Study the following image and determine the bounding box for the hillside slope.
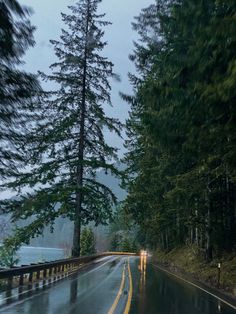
[153,246,236,297]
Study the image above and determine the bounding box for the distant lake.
[17,246,67,265]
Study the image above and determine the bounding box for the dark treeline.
[123,0,236,261]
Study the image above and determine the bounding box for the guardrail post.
[56,266,60,279]
[35,270,40,289]
[7,276,13,290]
[58,265,61,278]
[48,267,52,283]
[19,274,24,286]
[29,272,33,284]
[6,277,13,301]
[53,267,57,281]
[18,275,24,297]
[42,268,47,286]
[7,277,13,289]
[62,264,65,277]
[43,268,47,278]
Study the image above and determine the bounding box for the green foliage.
[124,0,236,260]
[109,203,133,233]
[1,0,121,256]
[109,233,120,251]
[109,233,137,253]
[80,228,96,256]
[108,204,139,252]
[0,245,19,268]
[120,237,133,253]
[0,0,41,179]
[153,246,236,295]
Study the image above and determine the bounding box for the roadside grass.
[153,246,236,297]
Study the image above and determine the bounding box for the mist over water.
[17,246,66,265]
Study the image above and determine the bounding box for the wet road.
[0,255,235,314]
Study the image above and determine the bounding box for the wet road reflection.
[138,252,147,313]
[69,280,78,304]
[139,252,147,291]
[0,255,235,314]
[0,256,130,314]
[130,256,236,314]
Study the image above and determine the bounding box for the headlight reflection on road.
[139,250,147,293]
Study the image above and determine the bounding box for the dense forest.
[0,0,236,264]
[123,0,236,261]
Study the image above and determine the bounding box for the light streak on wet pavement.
[0,255,235,314]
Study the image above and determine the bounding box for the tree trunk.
[205,206,213,261]
[195,210,199,246]
[190,226,193,245]
[72,1,90,257]
[176,211,181,243]
[165,232,169,251]
[205,192,213,262]
[225,175,236,252]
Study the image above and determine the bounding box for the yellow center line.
[108,264,126,314]
[124,258,133,314]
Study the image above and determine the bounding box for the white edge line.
[152,263,236,311]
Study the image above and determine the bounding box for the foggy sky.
[20,0,152,155]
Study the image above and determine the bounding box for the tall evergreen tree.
[0,0,41,179]
[1,0,121,257]
[124,0,236,259]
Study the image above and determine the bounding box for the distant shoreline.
[0,244,64,251]
[20,246,64,251]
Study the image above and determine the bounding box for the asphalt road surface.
[0,255,235,314]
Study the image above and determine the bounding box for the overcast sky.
[20,0,152,155]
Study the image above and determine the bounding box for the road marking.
[124,258,133,314]
[152,263,236,311]
[108,264,126,314]
[81,256,118,277]
[0,256,119,307]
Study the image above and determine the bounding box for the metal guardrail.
[0,252,138,290]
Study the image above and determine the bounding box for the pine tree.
[80,227,96,256]
[120,237,132,253]
[109,233,120,251]
[123,0,172,250]
[123,0,236,259]
[0,0,41,179]
[1,0,121,257]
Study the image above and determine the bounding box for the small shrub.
[80,228,96,256]
[0,246,19,268]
